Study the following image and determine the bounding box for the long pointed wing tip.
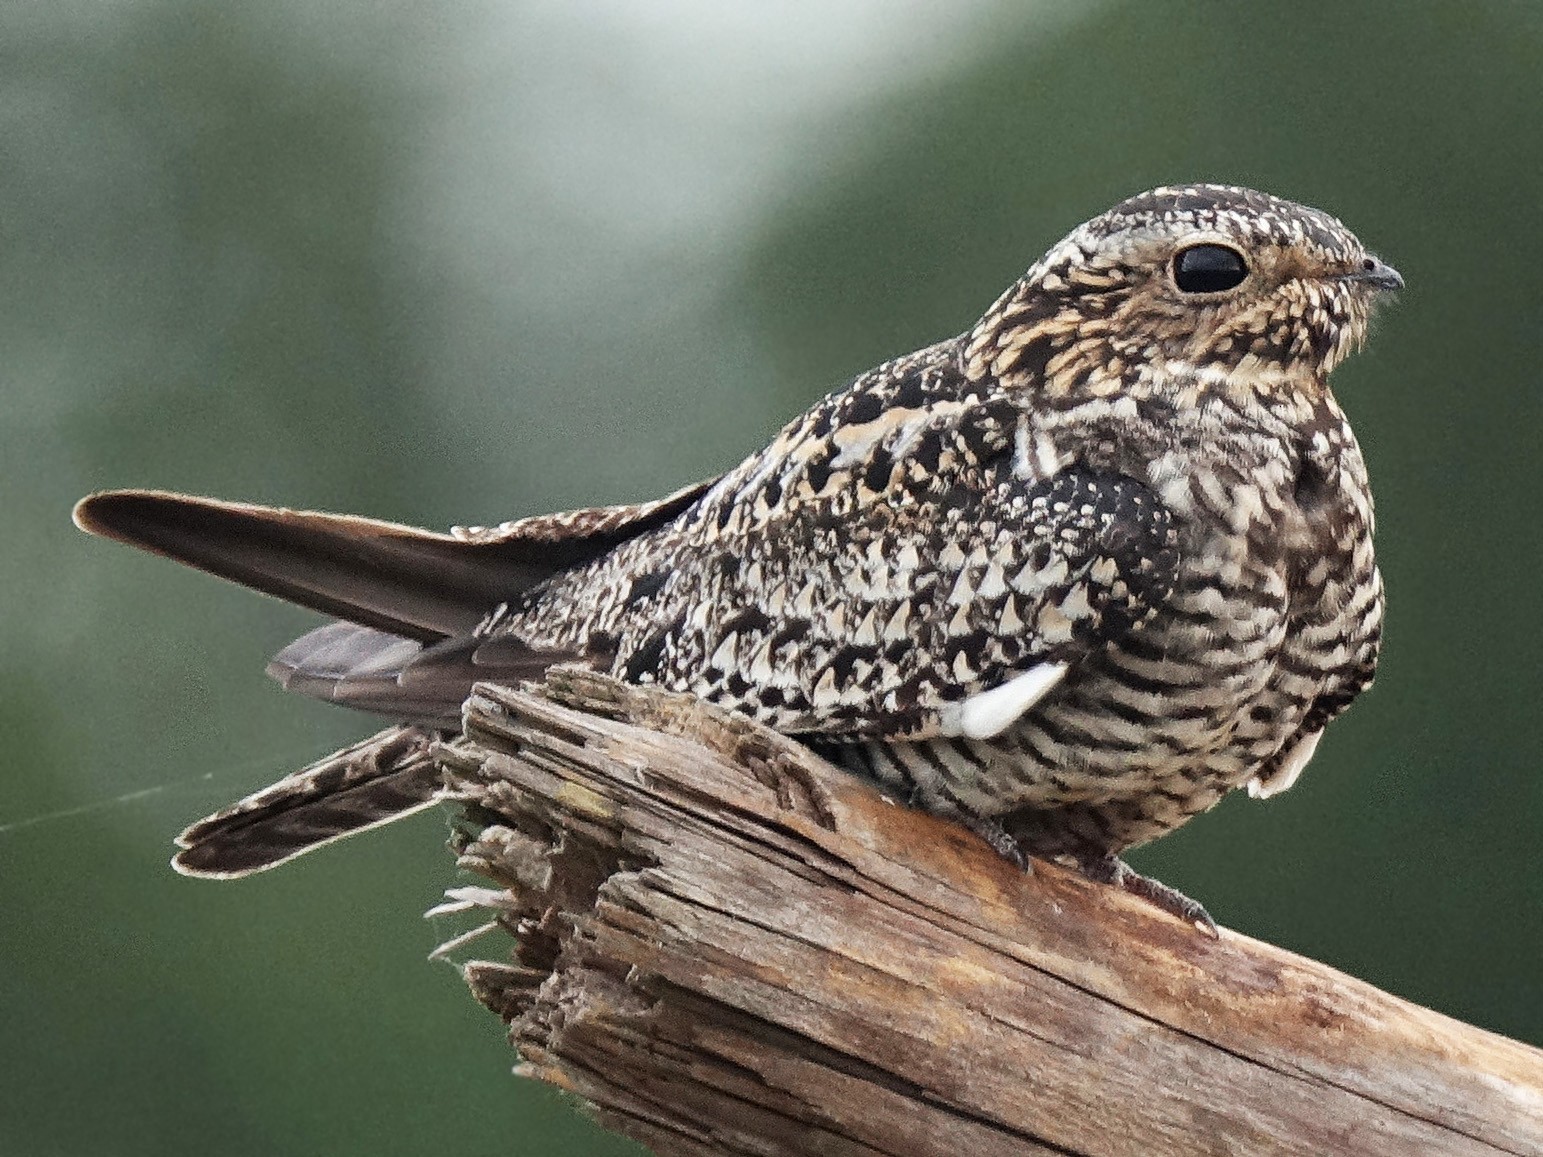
[72,488,186,539]
[72,490,124,536]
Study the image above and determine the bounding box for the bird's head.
[966,184,1401,398]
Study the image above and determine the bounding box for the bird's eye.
[1172,244,1249,293]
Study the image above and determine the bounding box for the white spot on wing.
[943,662,1069,740]
[1248,729,1322,799]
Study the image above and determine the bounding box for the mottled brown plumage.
[76,184,1397,926]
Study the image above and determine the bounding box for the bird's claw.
[1076,853,1218,936]
[963,814,1032,872]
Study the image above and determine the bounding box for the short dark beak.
[1344,256,1404,292]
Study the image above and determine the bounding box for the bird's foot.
[960,814,1032,872]
[1074,853,1218,937]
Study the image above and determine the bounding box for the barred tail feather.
[173,726,444,878]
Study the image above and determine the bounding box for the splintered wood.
[433,670,1543,1157]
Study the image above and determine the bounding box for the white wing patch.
[1248,729,1322,799]
[943,662,1069,740]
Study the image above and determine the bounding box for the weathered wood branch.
[432,670,1543,1157]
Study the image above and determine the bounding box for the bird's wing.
[514,385,1184,744]
[72,478,717,641]
[721,463,1181,742]
[1246,585,1382,799]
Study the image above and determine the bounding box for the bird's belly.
[902,565,1311,851]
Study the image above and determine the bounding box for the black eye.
[1172,244,1249,293]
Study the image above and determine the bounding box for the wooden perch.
[432,670,1543,1157]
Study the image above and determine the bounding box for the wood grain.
[432,669,1543,1157]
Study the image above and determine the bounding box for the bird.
[74,184,1398,931]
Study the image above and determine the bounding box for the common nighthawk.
[76,184,1398,929]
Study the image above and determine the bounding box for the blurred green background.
[5,2,1541,1154]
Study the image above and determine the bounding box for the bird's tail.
[72,482,715,875]
[173,726,443,878]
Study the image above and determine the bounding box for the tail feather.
[173,726,444,878]
[267,622,574,726]
[74,482,714,876]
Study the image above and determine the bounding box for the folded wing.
[73,480,716,640]
[75,479,718,875]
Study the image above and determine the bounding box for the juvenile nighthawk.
[76,184,1398,929]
